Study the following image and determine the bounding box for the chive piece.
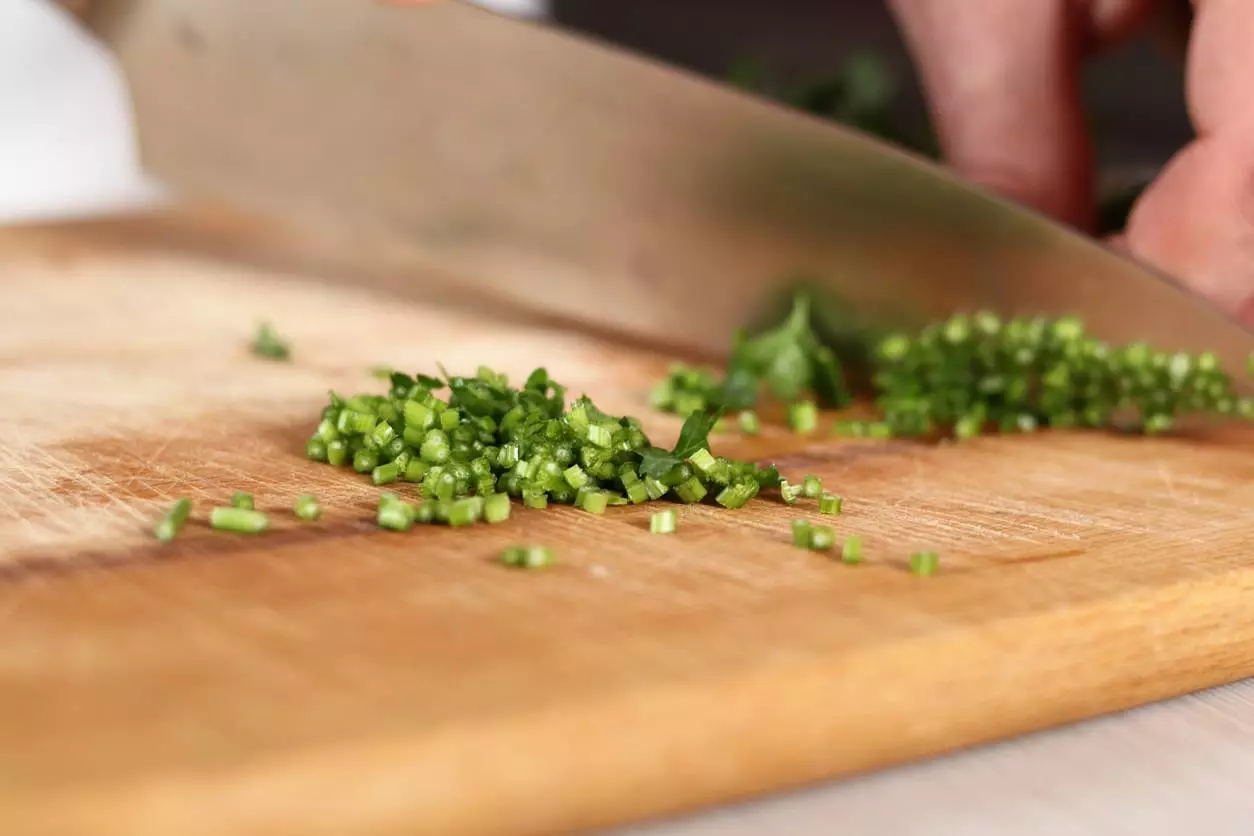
[687,448,718,476]
[229,491,254,511]
[563,464,589,489]
[294,494,320,521]
[404,459,430,482]
[326,439,348,467]
[808,524,835,551]
[414,502,436,524]
[377,499,414,532]
[715,480,758,509]
[788,400,819,434]
[738,410,760,436]
[674,477,708,504]
[624,480,649,504]
[305,437,328,462]
[210,506,270,534]
[801,475,823,498]
[153,498,192,543]
[484,493,512,524]
[643,477,668,500]
[580,490,610,515]
[819,493,843,515]
[501,544,556,570]
[353,449,379,474]
[372,461,401,485]
[650,509,677,534]
[251,321,290,361]
[841,535,863,564]
[448,497,483,527]
[790,519,812,548]
[909,551,940,576]
[522,489,548,510]
[780,480,802,505]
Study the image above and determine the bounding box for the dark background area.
[549,1,1194,177]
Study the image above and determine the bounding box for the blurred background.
[2,0,1193,230]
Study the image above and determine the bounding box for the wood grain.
[4,217,1254,836]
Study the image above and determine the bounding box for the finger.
[886,0,1094,229]
[1124,0,1254,319]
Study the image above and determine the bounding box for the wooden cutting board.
[5,210,1254,836]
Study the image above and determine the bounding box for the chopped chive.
[788,400,819,434]
[448,497,483,527]
[715,480,757,509]
[738,410,760,435]
[808,524,836,551]
[819,493,843,515]
[624,480,649,504]
[801,475,823,498]
[909,551,940,576]
[500,544,555,569]
[305,437,328,462]
[294,494,320,521]
[229,491,254,510]
[790,519,811,548]
[353,449,379,474]
[372,461,401,485]
[580,490,610,515]
[643,477,667,500]
[250,321,290,361]
[563,464,589,489]
[326,439,349,467]
[686,448,718,475]
[650,509,677,534]
[522,489,548,510]
[210,506,270,534]
[413,502,436,524]
[841,535,863,564]
[674,477,708,504]
[377,499,414,531]
[483,493,512,524]
[780,479,802,504]
[153,498,192,543]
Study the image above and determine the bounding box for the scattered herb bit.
[788,400,819,434]
[738,410,761,435]
[790,519,812,548]
[501,544,555,570]
[819,493,843,515]
[483,492,511,524]
[210,506,270,534]
[153,498,191,543]
[294,494,321,521]
[841,535,863,564]
[250,321,290,361]
[377,495,415,532]
[808,524,836,551]
[909,551,940,576]
[802,475,823,499]
[780,479,802,505]
[650,509,678,534]
[230,491,255,511]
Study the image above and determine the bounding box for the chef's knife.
[58,0,1253,378]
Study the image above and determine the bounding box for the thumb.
[887,0,1094,230]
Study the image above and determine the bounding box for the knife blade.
[63,0,1253,381]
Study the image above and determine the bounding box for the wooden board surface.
[5,214,1254,836]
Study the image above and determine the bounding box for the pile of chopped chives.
[651,295,1254,440]
[305,366,786,524]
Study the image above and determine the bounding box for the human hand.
[887,0,1254,321]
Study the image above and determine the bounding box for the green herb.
[483,493,511,524]
[230,491,254,511]
[738,410,761,435]
[909,551,940,576]
[153,498,192,543]
[841,535,863,564]
[580,490,610,514]
[780,480,802,505]
[650,509,677,534]
[808,524,836,551]
[790,519,812,548]
[250,321,290,361]
[801,475,823,499]
[377,495,415,532]
[294,494,320,521]
[501,544,555,570]
[788,400,819,434]
[819,493,843,515]
[210,506,270,534]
